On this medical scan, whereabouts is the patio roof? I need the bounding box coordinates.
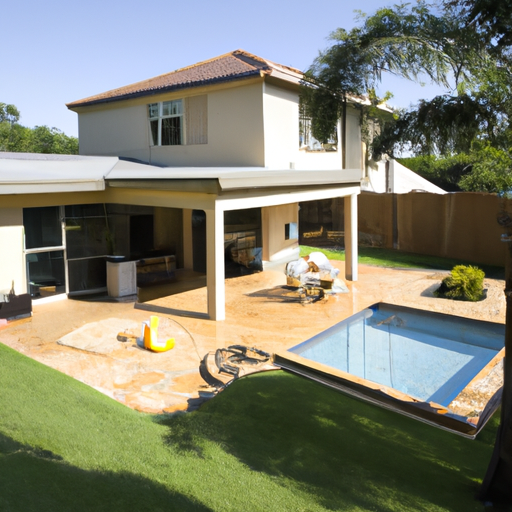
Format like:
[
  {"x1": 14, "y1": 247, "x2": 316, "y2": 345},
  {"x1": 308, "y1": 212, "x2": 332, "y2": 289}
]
[
  {"x1": 106, "y1": 166, "x2": 362, "y2": 193},
  {"x1": 0, "y1": 153, "x2": 155, "y2": 194},
  {"x1": 0, "y1": 153, "x2": 361, "y2": 195}
]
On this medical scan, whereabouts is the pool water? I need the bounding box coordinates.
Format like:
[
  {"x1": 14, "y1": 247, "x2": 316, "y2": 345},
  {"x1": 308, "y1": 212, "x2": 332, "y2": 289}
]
[{"x1": 288, "y1": 304, "x2": 504, "y2": 407}]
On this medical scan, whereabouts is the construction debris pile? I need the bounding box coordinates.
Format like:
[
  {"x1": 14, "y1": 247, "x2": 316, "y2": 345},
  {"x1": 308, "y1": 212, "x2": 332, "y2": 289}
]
[{"x1": 286, "y1": 252, "x2": 348, "y2": 293}]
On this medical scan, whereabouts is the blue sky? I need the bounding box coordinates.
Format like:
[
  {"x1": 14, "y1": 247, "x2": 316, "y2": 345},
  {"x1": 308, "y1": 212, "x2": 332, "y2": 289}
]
[{"x1": 4, "y1": 0, "x2": 448, "y2": 138}]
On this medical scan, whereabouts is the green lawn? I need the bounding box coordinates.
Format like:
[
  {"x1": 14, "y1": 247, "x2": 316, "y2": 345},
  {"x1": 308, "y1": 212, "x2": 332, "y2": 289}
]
[
  {"x1": 0, "y1": 341, "x2": 507, "y2": 511},
  {"x1": 300, "y1": 245, "x2": 505, "y2": 278}
]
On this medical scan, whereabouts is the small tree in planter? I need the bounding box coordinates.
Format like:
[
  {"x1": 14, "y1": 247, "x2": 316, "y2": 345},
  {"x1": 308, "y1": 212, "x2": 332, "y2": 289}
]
[{"x1": 434, "y1": 265, "x2": 485, "y2": 302}]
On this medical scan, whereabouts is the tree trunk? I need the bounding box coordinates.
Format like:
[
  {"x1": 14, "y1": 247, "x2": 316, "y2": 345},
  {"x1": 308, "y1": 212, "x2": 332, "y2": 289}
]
[{"x1": 479, "y1": 241, "x2": 512, "y2": 504}]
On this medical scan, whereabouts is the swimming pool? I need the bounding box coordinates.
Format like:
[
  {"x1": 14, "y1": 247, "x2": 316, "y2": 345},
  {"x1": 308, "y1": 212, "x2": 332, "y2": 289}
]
[{"x1": 274, "y1": 303, "x2": 505, "y2": 438}]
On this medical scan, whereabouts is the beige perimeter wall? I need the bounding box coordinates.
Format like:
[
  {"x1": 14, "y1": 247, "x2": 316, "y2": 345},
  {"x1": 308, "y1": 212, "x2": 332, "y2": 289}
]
[
  {"x1": 358, "y1": 192, "x2": 509, "y2": 267},
  {"x1": 303, "y1": 192, "x2": 510, "y2": 268}
]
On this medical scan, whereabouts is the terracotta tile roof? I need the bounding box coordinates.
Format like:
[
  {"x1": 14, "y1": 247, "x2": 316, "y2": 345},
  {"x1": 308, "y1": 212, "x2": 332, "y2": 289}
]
[{"x1": 67, "y1": 50, "x2": 303, "y2": 109}]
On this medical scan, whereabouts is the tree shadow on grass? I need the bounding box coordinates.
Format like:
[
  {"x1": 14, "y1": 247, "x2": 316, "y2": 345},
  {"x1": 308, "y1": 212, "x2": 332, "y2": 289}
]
[
  {"x1": 0, "y1": 433, "x2": 212, "y2": 512},
  {"x1": 158, "y1": 371, "x2": 508, "y2": 512}
]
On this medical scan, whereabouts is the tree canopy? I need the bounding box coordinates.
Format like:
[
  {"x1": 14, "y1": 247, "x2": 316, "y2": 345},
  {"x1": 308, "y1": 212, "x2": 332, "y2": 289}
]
[
  {"x1": 303, "y1": 3, "x2": 512, "y2": 502},
  {"x1": 300, "y1": 0, "x2": 512, "y2": 193},
  {"x1": 0, "y1": 103, "x2": 78, "y2": 155}
]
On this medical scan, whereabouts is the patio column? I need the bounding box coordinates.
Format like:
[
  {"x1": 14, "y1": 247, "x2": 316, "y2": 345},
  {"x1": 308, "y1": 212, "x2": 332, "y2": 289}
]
[
  {"x1": 205, "y1": 204, "x2": 225, "y2": 321},
  {"x1": 344, "y1": 193, "x2": 358, "y2": 281},
  {"x1": 182, "y1": 209, "x2": 193, "y2": 270}
]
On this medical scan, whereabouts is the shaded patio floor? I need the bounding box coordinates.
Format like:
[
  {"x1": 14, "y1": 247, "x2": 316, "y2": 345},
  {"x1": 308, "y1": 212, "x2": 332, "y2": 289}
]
[{"x1": 0, "y1": 262, "x2": 506, "y2": 415}]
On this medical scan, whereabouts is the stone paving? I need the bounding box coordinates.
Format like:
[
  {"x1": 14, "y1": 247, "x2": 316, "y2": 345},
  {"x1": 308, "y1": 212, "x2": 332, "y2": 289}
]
[{"x1": 0, "y1": 263, "x2": 506, "y2": 414}]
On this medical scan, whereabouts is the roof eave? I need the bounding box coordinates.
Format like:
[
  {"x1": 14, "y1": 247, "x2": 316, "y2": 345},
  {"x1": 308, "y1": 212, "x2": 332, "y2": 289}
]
[
  {"x1": 0, "y1": 181, "x2": 106, "y2": 195},
  {"x1": 66, "y1": 70, "x2": 265, "y2": 110}
]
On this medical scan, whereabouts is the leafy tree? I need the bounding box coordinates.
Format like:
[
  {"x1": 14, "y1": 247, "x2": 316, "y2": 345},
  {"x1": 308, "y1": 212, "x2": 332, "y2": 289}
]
[
  {"x1": 445, "y1": 0, "x2": 512, "y2": 48},
  {"x1": 301, "y1": 27, "x2": 381, "y2": 168},
  {"x1": 367, "y1": 2, "x2": 512, "y2": 193},
  {"x1": 0, "y1": 103, "x2": 20, "y2": 125},
  {"x1": 304, "y1": 0, "x2": 512, "y2": 504},
  {"x1": 302, "y1": 1, "x2": 512, "y2": 193},
  {"x1": 28, "y1": 126, "x2": 79, "y2": 154},
  {"x1": 457, "y1": 145, "x2": 512, "y2": 193},
  {"x1": 0, "y1": 103, "x2": 78, "y2": 154},
  {"x1": 301, "y1": 2, "x2": 492, "y2": 171}
]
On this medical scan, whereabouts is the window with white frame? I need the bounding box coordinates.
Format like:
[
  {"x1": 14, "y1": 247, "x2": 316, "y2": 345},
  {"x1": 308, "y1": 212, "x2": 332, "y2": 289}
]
[
  {"x1": 148, "y1": 100, "x2": 183, "y2": 146},
  {"x1": 299, "y1": 104, "x2": 337, "y2": 152}
]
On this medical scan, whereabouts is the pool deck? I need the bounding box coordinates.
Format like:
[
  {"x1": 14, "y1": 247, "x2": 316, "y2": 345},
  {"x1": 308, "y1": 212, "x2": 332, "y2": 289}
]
[{"x1": 0, "y1": 262, "x2": 506, "y2": 415}]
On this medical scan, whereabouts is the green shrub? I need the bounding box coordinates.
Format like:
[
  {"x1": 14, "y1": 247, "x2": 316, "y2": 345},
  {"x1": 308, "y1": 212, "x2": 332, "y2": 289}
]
[{"x1": 434, "y1": 265, "x2": 485, "y2": 301}]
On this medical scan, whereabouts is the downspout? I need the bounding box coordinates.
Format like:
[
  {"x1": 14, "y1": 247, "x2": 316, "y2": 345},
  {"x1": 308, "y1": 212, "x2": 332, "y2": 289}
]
[
  {"x1": 342, "y1": 96, "x2": 347, "y2": 170},
  {"x1": 261, "y1": 71, "x2": 267, "y2": 168},
  {"x1": 385, "y1": 159, "x2": 390, "y2": 193}
]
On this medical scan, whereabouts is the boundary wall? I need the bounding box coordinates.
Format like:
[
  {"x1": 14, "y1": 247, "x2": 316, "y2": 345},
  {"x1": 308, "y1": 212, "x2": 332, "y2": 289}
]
[{"x1": 300, "y1": 192, "x2": 510, "y2": 268}]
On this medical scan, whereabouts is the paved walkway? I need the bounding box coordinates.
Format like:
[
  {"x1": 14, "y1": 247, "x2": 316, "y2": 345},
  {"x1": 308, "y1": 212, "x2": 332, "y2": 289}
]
[{"x1": 0, "y1": 263, "x2": 506, "y2": 414}]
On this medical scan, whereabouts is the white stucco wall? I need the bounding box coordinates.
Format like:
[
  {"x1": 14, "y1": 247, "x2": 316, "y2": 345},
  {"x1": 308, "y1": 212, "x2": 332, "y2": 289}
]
[
  {"x1": 146, "y1": 84, "x2": 266, "y2": 167},
  {"x1": 345, "y1": 110, "x2": 363, "y2": 170},
  {"x1": 261, "y1": 203, "x2": 299, "y2": 266},
  {"x1": 76, "y1": 79, "x2": 367, "y2": 173},
  {"x1": 262, "y1": 83, "x2": 342, "y2": 171},
  {"x1": 78, "y1": 104, "x2": 151, "y2": 161},
  {"x1": 0, "y1": 208, "x2": 26, "y2": 295},
  {"x1": 363, "y1": 160, "x2": 388, "y2": 192},
  {"x1": 77, "y1": 83, "x2": 266, "y2": 167},
  {"x1": 262, "y1": 83, "x2": 299, "y2": 169},
  {"x1": 262, "y1": 84, "x2": 365, "y2": 173}
]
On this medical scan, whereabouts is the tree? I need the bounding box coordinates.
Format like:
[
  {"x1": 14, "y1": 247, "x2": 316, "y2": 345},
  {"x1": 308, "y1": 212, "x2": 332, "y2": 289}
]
[
  {"x1": 28, "y1": 126, "x2": 79, "y2": 154},
  {"x1": 445, "y1": 0, "x2": 512, "y2": 48},
  {"x1": 301, "y1": 1, "x2": 490, "y2": 172},
  {"x1": 443, "y1": 0, "x2": 512, "y2": 504},
  {"x1": 0, "y1": 103, "x2": 20, "y2": 125},
  {"x1": 303, "y1": 1, "x2": 512, "y2": 505},
  {"x1": 301, "y1": 28, "x2": 380, "y2": 168},
  {"x1": 303, "y1": 1, "x2": 512, "y2": 194},
  {"x1": 365, "y1": 2, "x2": 512, "y2": 193},
  {"x1": 0, "y1": 103, "x2": 78, "y2": 154}
]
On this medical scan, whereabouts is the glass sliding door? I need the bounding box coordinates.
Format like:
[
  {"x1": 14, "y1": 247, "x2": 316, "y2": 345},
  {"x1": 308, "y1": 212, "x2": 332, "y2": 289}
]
[
  {"x1": 23, "y1": 206, "x2": 67, "y2": 299},
  {"x1": 64, "y1": 204, "x2": 110, "y2": 295}
]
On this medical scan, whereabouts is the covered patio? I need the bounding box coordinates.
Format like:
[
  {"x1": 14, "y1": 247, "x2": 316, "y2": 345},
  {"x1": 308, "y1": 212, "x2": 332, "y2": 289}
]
[
  {"x1": 0, "y1": 153, "x2": 361, "y2": 321},
  {"x1": 106, "y1": 165, "x2": 361, "y2": 320}
]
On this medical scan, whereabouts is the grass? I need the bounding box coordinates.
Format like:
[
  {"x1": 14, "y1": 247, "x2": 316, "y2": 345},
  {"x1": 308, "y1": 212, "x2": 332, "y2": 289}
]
[
  {"x1": 300, "y1": 245, "x2": 505, "y2": 279},
  {"x1": 0, "y1": 341, "x2": 508, "y2": 511}
]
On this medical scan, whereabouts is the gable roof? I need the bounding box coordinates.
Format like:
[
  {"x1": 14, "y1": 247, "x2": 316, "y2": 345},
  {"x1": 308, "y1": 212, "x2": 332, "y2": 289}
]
[{"x1": 67, "y1": 50, "x2": 303, "y2": 109}]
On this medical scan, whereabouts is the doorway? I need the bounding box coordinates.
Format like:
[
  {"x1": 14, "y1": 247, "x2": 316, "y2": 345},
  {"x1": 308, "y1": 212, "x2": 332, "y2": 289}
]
[{"x1": 23, "y1": 206, "x2": 66, "y2": 299}]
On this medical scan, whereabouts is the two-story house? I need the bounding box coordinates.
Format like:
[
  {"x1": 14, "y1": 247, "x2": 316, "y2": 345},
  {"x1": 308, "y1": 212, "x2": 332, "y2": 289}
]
[{"x1": 0, "y1": 50, "x2": 363, "y2": 320}]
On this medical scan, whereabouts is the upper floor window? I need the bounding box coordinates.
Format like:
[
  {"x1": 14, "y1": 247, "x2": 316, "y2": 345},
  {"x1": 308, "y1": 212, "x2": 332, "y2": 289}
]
[
  {"x1": 299, "y1": 105, "x2": 337, "y2": 152},
  {"x1": 148, "y1": 100, "x2": 183, "y2": 146}
]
